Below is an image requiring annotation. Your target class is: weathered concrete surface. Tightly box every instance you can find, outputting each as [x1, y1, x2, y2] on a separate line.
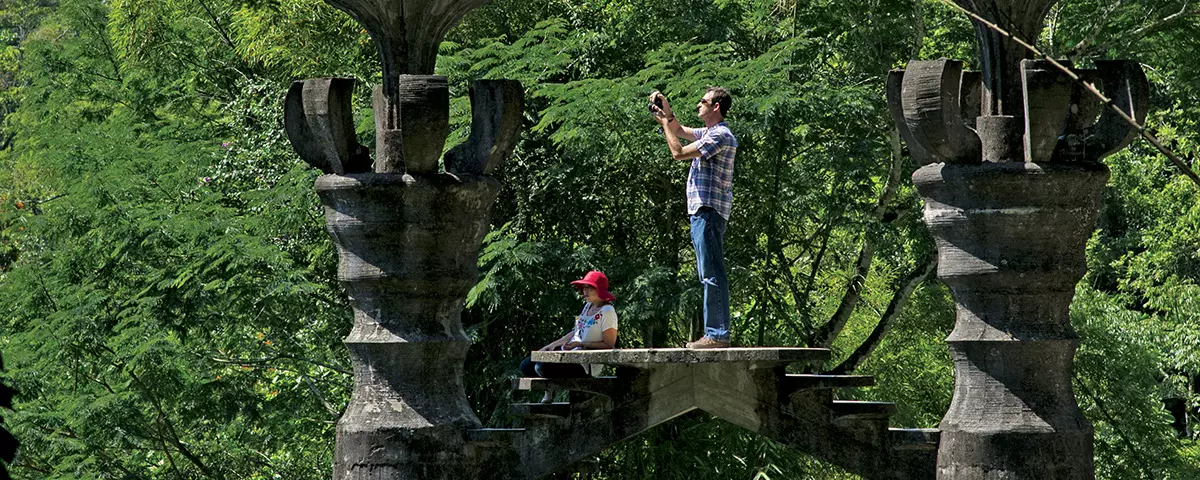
[372, 75, 450, 174]
[533, 347, 829, 366]
[886, 70, 934, 165]
[445, 80, 525, 175]
[1021, 59, 1073, 163]
[317, 173, 501, 480]
[1051, 60, 1150, 163]
[887, 2, 1152, 479]
[916, 162, 1106, 479]
[953, 0, 1058, 122]
[897, 60, 981, 164]
[284, 3, 529, 476]
[504, 353, 935, 480]
[975, 115, 1021, 162]
[323, 0, 491, 175]
[325, 0, 489, 77]
[284, 78, 371, 174]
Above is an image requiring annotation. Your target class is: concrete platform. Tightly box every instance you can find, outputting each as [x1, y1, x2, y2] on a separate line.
[505, 346, 934, 479]
[531, 347, 830, 366]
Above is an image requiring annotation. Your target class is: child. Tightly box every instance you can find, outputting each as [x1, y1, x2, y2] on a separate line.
[519, 270, 619, 403]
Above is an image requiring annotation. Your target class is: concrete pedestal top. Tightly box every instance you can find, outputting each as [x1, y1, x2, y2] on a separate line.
[531, 347, 830, 366]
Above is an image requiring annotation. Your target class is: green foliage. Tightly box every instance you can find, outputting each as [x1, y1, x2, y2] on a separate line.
[0, 0, 1197, 478]
[0, 0, 352, 478]
[1073, 286, 1200, 479]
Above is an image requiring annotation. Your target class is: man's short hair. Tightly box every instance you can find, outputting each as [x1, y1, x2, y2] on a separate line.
[707, 87, 732, 117]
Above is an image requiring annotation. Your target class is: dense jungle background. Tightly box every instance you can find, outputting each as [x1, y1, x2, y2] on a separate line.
[0, 0, 1198, 478]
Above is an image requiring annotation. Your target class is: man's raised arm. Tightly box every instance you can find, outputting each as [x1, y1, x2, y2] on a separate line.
[650, 92, 703, 160]
[650, 91, 696, 141]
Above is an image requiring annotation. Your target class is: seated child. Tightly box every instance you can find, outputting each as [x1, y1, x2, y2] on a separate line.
[519, 270, 618, 402]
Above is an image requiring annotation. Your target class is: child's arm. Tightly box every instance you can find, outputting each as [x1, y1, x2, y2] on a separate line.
[539, 330, 576, 351]
[565, 328, 617, 350]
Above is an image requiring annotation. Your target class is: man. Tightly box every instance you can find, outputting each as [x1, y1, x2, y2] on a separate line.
[649, 87, 737, 349]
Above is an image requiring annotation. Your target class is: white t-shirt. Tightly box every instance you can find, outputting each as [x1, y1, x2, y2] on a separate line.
[569, 302, 618, 376]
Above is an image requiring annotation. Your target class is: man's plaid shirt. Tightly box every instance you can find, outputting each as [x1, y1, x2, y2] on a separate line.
[687, 122, 737, 220]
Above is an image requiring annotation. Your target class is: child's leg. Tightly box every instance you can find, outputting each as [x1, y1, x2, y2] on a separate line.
[533, 363, 586, 403]
[518, 355, 539, 377]
[533, 362, 588, 378]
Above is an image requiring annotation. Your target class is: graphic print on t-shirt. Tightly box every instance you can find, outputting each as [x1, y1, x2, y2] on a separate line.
[570, 304, 616, 346]
[567, 303, 619, 377]
[572, 311, 599, 343]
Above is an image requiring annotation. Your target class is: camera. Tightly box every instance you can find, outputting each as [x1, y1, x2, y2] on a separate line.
[648, 97, 663, 114]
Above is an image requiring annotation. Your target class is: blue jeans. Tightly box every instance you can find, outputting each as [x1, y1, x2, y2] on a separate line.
[519, 355, 587, 378]
[690, 207, 730, 341]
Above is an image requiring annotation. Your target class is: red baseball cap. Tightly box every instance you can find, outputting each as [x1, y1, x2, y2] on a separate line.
[570, 270, 616, 302]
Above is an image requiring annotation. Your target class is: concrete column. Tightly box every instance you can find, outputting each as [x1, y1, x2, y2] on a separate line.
[285, 2, 526, 477]
[318, 173, 500, 480]
[915, 162, 1105, 479]
[888, 2, 1150, 477]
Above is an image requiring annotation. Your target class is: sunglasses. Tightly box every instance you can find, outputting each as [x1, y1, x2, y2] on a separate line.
[699, 98, 713, 105]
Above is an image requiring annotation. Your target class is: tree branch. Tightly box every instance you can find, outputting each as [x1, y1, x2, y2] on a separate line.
[1067, 0, 1124, 58]
[302, 373, 342, 418]
[828, 255, 937, 375]
[194, 0, 238, 52]
[126, 369, 219, 479]
[796, 211, 838, 341]
[814, 125, 907, 348]
[816, 237, 876, 348]
[1116, 3, 1199, 52]
[207, 354, 350, 376]
[938, 0, 1200, 189]
[1073, 372, 1158, 477]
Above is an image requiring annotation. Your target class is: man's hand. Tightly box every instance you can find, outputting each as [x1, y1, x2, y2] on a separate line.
[649, 91, 702, 161]
[649, 91, 675, 121]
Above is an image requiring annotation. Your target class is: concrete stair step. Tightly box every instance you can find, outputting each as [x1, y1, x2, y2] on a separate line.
[512, 376, 621, 397]
[831, 400, 897, 419]
[782, 374, 875, 392]
[510, 401, 572, 418]
[889, 427, 940, 451]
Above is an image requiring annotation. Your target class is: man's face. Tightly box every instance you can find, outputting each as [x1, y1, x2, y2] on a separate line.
[697, 92, 719, 121]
